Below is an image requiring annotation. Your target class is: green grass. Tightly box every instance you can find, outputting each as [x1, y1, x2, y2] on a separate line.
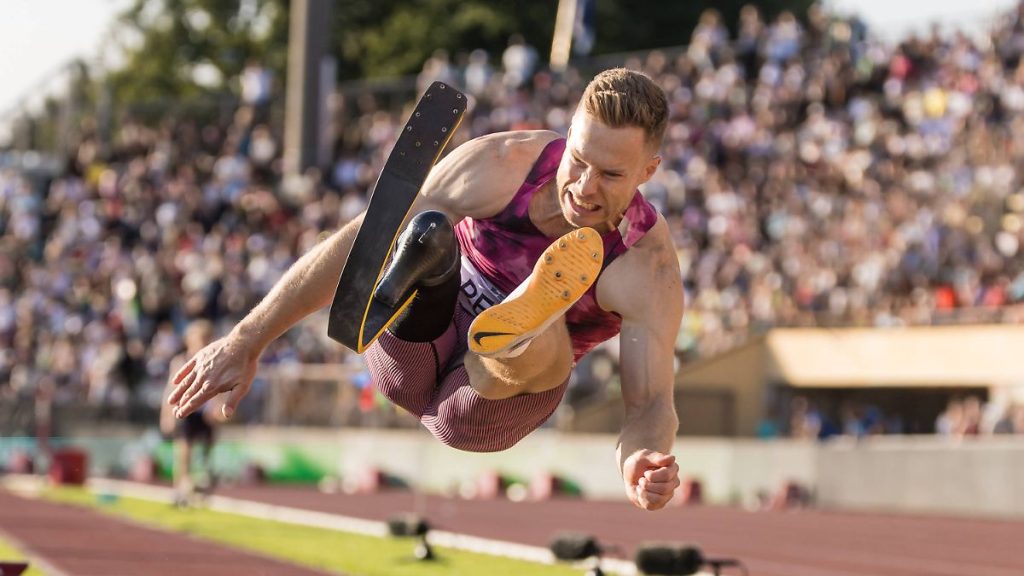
[44, 488, 582, 576]
[0, 537, 47, 576]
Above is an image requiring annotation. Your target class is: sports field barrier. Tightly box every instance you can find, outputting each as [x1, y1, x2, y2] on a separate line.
[3, 429, 1022, 519]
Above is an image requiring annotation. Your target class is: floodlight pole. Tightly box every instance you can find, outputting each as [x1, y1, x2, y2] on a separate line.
[283, 0, 335, 177]
[550, 0, 578, 73]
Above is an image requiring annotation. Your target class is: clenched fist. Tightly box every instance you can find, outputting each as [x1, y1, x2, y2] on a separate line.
[623, 449, 680, 511]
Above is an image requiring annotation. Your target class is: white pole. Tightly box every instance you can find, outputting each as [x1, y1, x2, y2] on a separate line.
[550, 0, 578, 73]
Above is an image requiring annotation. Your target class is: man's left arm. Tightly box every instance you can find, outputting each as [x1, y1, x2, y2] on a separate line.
[616, 315, 682, 510]
[601, 223, 684, 511]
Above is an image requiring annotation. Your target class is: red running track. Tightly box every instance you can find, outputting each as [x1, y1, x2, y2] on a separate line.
[217, 484, 1024, 576]
[0, 488, 334, 576]
[4, 481, 1023, 576]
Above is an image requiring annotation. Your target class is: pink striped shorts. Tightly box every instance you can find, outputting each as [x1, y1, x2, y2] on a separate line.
[364, 305, 568, 452]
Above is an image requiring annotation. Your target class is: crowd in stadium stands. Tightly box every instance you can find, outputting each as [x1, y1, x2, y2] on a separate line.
[3, 2, 1024, 434]
[935, 395, 1024, 436]
[775, 394, 1024, 438]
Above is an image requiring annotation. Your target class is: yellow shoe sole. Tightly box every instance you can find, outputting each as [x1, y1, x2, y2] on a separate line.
[468, 227, 603, 357]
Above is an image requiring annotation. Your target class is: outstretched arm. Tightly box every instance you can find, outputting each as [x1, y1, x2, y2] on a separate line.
[167, 130, 554, 419]
[600, 219, 684, 511]
[236, 213, 365, 353]
[615, 315, 680, 511]
[168, 213, 365, 418]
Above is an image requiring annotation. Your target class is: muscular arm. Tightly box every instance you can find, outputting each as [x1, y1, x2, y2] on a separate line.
[233, 213, 363, 352]
[234, 129, 560, 351]
[169, 130, 559, 417]
[615, 313, 680, 503]
[599, 218, 684, 510]
[616, 317, 679, 459]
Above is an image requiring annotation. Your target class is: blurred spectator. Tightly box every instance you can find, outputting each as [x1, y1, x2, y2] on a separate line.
[160, 319, 223, 506]
[463, 48, 494, 97]
[937, 395, 991, 436]
[960, 396, 984, 436]
[6, 1, 1024, 435]
[502, 34, 538, 90]
[241, 60, 272, 107]
[936, 398, 961, 435]
[1013, 403, 1024, 434]
[992, 402, 1020, 434]
[417, 49, 457, 94]
[788, 396, 823, 439]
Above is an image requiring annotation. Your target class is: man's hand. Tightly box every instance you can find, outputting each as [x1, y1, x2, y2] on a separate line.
[167, 332, 259, 421]
[623, 449, 680, 511]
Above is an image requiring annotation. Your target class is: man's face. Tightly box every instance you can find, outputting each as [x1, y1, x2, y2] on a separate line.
[555, 111, 660, 233]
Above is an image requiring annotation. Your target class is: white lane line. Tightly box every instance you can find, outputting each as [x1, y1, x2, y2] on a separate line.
[0, 526, 72, 576]
[0, 478, 78, 576]
[87, 478, 643, 574]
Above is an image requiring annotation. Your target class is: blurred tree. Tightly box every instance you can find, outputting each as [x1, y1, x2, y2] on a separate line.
[107, 0, 289, 105]
[336, 0, 557, 79]
[591, 0, 814, 56]
[104, 0, 554, 101]
[103, 0, 813, 107]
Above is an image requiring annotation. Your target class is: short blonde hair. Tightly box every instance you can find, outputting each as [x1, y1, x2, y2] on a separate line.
[579, 68, 668, 149]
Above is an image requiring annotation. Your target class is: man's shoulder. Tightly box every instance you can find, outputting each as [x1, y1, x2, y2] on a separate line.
[619, 214, 676, 267]
[433, 130, 562, 219]
[597, 216, 683, 317]
[466, 130, 561, 165]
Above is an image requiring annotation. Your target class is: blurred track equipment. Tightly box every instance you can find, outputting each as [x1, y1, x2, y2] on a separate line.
[341, 466, 409, 495]
[549, 532, 611, 576]
[473, 469, 503, 499]
[328, 82, 467, 353]
[550, 532, 602, 561]
[413, 537, 435, 561]
[635, 543, 746, 575]
[387, 513, 435, 562]
[49, 448, 87, 486]
[767, 480, 812, 510]
[386, 513, 430, 537]
[676, 477, 703, 505]
[528, 471, 584, 500]
[241, 462, 267, 485]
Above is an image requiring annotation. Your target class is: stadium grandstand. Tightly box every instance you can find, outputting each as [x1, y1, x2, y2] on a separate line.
[2, 1, 1024, 574]
[3, 1, 1023, 439]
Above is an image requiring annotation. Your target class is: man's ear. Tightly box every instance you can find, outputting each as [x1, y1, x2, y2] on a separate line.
[640, 154, 661, 185]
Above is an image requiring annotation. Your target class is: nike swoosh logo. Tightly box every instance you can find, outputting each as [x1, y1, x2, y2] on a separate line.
[472, 331, 516, 346]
